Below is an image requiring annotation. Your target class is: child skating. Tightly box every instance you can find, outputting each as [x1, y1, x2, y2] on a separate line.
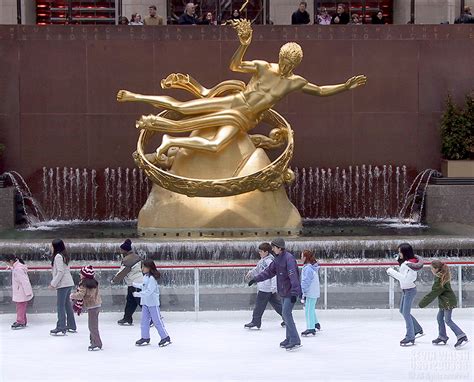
[134, 260, 171, 347]
[386, 243, 424, 346]
[300, 250, 321, 336]
[244, 242, 284, 329]
[4, 255, 34, 330]
[70, 265, 103, 351]
[419, 260, 469, 349]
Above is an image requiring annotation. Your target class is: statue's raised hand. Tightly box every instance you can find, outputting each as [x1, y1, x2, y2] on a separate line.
[345, 75, 367, 90]
[230, 19, 252, 46]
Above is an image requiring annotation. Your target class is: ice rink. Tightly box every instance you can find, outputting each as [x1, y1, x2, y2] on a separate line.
[1, 309, 472, 382]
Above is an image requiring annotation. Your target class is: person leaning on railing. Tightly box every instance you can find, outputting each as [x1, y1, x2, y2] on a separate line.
[144, 5, 164, 25]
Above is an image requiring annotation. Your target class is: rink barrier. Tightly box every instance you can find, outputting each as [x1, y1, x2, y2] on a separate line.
[0, 261, 473, 314]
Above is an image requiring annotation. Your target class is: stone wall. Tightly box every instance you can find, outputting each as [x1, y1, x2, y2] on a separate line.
[425, 185, 474, 224]
[0, 187, 15, 229]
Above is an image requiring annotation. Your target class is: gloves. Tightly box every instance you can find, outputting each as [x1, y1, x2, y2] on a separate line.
[301, 297, 306, 304]
[290, 295, 297, 304]
[132, 292, 141, 298]
[132, 282, 143, 289]
[248, 279, 256, 287]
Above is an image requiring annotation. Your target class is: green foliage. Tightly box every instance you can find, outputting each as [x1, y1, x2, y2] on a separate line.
[440, 93, 474, 160]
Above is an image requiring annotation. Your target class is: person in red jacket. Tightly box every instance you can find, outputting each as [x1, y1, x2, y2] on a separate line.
[4, 254, 34, 330]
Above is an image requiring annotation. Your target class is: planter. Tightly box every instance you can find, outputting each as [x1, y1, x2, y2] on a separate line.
[441, 160, 474, 178]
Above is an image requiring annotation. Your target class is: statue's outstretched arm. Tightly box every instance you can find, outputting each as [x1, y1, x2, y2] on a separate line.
[229, 19, 257, 74]
[302, 75, 367, 97]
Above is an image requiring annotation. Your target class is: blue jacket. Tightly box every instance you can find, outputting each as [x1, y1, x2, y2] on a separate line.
[254, 251, 301, 298]
[135, 274, 161, 307]
[301, 263, 320, 299]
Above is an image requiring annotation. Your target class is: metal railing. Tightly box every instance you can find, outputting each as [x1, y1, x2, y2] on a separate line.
[1, 261, 472, 315]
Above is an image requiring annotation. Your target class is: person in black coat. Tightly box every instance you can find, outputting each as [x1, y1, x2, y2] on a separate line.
[291, 2, 310, 25]
[372, 10, 386, 24]
[331, 3, 349, 25]
[178, 3, 198, 25]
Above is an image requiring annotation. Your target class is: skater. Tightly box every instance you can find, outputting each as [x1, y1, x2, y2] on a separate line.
[4, 254, 33, 330]
[300, 250, 320, 336]
[386, 243, 424, 346]
[112, 239, 144, 325]
[248, 238, 302, 350]
[244, 242, 284, 329]
[70, 266, 103, 351]
[134, 259, 171, 347]
[419, 260, 469, 349]
[49, 239, 77, 336]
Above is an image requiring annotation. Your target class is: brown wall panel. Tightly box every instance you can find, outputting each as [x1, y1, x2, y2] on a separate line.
[0, 24, 473, 186]
[19, 40, 87, 114]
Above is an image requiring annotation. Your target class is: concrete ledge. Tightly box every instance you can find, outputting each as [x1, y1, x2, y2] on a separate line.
[425, 185, 474, 224]
[0, 187, 15, 229]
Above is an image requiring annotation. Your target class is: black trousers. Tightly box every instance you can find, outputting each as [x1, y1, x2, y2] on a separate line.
[123, 286, 141, 322]
[252, 291, 283, 326]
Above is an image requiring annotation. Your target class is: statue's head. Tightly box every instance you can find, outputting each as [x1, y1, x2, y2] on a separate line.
[278, 42, 303, 76]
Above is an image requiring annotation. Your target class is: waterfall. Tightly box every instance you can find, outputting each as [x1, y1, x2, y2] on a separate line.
[29, 164, 417, 221]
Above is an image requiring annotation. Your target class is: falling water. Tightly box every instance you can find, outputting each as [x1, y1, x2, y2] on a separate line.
[34, 165, 415, 221]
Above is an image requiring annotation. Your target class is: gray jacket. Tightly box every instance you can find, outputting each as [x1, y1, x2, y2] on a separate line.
[250, 255, 277, 293]
[50, 254, 74, 289]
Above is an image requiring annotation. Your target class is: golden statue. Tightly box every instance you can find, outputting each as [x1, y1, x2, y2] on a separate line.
[117, 20, 367, 235]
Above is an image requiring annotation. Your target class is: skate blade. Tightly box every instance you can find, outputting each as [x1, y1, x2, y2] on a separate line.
[118, 323, 133, 326]
[50, 333, 66, 336]
[159, 342, 172, 347]
[415, 333, 425, 339]
[400, 342, 415, 347]
[432, 343, 447, 346]
[244, 327, 261, 330]
[286, 345, 302, 351]
[455, 340, 469, 350]
[135, 343, 150, 346]
[11, 326, 26, 330]
[88, 347, 102, 351]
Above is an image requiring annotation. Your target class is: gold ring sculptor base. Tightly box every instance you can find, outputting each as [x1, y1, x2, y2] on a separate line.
[136, 110, 301, 236]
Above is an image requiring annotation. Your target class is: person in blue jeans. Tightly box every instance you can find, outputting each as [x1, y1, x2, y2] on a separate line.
[248, 237, 302, 350]
[133, 260, 171, 347]
[419, 260, 468, 349]
[387, 243, 424, 346]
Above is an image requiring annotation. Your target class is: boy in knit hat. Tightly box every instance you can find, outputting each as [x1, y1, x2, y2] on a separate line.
[70, 265, 103, 351]
[112, 239, 144, 325]
[248, 238, 302, 350]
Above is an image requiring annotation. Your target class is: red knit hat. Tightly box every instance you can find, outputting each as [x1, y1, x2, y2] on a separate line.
[80, 265, 95, 279]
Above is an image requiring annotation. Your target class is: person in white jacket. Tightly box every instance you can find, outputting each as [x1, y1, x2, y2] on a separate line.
[244, 243, 284, 329]
[387, 243, 424, 346]
[49, 239, 76, 335]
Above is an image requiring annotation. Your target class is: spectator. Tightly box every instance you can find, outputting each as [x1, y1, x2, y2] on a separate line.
[292, 2, 310, 25]
[130, 13, 143, 25]
[119, 16, 129, 25]
[372, 10, 386, 24]
[144, 5, 164, 25]
[454, 6, 474, 24]
[315, 7, 331, 25]
[179, 3, 198, 25]
[200, 12, 217, 25]
[230, 9, 242, 21]
[351, 13, 362, 25]
[331, 3, 349, 25]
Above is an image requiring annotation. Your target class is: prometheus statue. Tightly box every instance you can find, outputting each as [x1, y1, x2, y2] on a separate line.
[117, 19, 367, 235]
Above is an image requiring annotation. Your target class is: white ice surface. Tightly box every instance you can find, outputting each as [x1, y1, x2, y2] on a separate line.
[1, 309, 473, 382]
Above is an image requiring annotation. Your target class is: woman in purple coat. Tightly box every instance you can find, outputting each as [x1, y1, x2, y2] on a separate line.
[248, 238, 302, 350]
